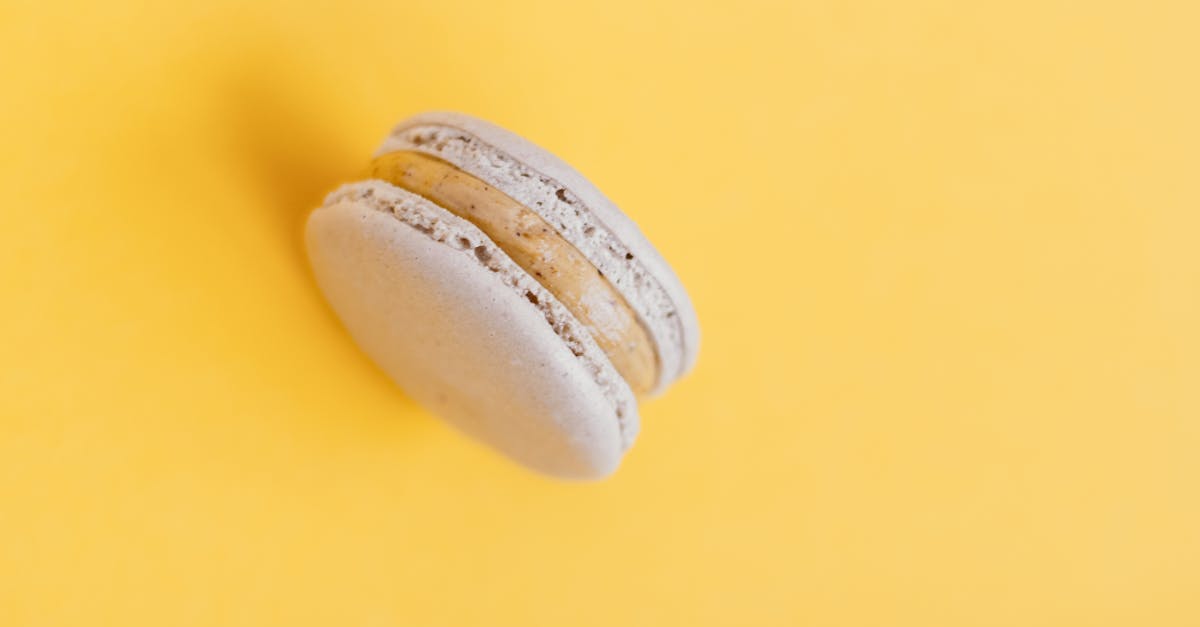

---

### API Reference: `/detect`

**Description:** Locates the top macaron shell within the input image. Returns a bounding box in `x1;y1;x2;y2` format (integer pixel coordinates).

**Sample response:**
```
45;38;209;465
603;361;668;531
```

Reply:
307;181;635;479
377;112;700;396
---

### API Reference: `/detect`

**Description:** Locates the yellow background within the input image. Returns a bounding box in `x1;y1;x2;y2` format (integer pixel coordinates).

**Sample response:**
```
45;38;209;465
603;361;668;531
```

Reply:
2;0;1198;624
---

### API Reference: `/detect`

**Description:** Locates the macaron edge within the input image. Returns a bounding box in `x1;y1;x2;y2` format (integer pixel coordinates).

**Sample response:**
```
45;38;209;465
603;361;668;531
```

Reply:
377;112;700;395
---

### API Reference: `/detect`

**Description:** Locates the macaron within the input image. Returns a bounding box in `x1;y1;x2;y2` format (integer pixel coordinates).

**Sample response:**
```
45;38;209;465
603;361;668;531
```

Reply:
305;112;699;479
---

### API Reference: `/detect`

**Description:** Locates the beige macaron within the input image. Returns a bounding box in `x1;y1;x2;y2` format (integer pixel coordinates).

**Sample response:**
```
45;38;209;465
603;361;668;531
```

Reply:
306;112;699;479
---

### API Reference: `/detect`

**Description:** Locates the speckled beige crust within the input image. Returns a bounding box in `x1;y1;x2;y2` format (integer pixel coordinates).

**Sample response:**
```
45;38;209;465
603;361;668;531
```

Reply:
367;150;658;395
377;112;700;396
306;181;636;479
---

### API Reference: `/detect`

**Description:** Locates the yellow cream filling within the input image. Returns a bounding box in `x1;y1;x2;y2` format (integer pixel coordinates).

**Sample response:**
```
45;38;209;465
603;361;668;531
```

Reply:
368;150;658;396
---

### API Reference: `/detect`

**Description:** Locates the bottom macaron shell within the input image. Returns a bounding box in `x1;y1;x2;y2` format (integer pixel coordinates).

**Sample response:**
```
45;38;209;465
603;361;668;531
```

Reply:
306;199;625;479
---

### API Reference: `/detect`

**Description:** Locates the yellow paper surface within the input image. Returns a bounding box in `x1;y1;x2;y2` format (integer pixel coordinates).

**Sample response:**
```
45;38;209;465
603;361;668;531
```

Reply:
2;1;1197;625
